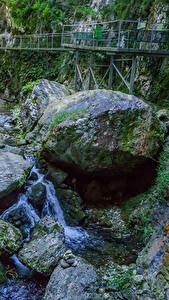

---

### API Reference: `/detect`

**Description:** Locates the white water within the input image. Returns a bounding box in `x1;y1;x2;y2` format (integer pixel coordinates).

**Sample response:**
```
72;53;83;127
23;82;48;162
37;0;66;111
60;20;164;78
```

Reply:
1;163;89;246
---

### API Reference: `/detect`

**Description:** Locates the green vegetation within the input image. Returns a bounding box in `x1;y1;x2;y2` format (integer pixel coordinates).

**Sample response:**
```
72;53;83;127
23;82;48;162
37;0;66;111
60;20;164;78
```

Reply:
122;139;169;242
22;80;40;97
0;0;168;108
50;109;89;129
108;268;133;291
5;0;96;33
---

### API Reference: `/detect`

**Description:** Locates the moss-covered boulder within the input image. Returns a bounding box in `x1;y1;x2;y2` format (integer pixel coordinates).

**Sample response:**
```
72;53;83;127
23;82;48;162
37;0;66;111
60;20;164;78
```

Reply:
41;90;162;173
18;216;65;275
0;151;33;201
39;90;162;204
21;79;70;132
0;218;23;257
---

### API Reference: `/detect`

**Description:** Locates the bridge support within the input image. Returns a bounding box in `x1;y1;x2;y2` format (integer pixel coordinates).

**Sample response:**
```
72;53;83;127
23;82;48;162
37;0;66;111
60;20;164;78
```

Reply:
74;50;79;91
89;52;94;90
108;56;114;89
129;56;136;94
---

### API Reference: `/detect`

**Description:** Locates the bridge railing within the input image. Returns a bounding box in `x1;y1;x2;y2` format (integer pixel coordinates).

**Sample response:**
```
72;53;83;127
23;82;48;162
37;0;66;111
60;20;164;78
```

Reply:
61;20;169;52
0;33;62;50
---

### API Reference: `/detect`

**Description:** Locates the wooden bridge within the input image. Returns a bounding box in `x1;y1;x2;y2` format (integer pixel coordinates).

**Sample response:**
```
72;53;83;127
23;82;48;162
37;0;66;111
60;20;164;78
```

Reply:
0;20;169;93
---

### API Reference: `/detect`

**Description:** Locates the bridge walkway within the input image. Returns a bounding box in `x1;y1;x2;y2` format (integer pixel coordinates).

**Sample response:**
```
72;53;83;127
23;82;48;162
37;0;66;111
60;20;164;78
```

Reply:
0;19;168;93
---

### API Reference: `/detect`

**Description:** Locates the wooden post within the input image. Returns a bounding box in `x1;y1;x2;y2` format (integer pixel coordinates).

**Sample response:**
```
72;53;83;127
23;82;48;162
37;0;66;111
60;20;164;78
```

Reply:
108;55;114;89
74;50;79;91
130;56;136;94
89;52;94;90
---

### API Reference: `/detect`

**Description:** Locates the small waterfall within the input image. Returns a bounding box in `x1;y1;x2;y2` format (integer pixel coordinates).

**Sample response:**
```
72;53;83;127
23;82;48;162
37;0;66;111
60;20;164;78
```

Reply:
1;193;40;242
42;180;66;227
1;163;89;247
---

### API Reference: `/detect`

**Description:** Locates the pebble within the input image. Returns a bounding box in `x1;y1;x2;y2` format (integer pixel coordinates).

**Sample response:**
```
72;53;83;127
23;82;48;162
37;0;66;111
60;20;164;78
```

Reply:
133;275;144;284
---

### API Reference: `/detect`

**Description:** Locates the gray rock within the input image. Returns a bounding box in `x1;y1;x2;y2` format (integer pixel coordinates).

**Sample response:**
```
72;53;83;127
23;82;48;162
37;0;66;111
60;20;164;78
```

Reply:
18;216;65;274
21;79;70;131
41;90;162;175
0;218;23;257
28;182;46;209
0;151;33;200
45;256;98;300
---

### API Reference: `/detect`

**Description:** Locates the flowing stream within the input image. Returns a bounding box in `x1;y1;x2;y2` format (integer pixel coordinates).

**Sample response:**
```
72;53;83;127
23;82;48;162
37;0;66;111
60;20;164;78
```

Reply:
0;161;142;299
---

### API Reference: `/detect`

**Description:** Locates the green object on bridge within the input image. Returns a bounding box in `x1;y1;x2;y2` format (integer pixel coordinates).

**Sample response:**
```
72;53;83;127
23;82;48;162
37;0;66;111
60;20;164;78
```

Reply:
94;24;103;39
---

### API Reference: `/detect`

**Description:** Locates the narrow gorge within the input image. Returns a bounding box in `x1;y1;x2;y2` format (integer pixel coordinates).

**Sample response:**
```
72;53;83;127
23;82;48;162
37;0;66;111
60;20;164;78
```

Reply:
0;1;169;299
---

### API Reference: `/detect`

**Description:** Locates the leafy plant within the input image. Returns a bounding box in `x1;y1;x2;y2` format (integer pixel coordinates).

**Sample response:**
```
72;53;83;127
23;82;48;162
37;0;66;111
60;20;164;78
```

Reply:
108;269;133;291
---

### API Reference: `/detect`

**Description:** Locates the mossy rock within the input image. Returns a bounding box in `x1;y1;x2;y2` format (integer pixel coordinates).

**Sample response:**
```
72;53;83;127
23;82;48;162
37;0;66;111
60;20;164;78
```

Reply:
0;218;23;257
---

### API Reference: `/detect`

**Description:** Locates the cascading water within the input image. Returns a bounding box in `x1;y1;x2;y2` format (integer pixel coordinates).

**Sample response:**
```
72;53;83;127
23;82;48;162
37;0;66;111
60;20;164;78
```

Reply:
1;163;89;250
0;160;142;299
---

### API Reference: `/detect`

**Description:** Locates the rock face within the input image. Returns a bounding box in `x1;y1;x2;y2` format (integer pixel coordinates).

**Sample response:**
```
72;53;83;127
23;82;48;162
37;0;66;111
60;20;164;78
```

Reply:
0;151;33;200
18;216;65;274
0;218;23;257
45;256;98;300
21;79;70;131
0;113;16;146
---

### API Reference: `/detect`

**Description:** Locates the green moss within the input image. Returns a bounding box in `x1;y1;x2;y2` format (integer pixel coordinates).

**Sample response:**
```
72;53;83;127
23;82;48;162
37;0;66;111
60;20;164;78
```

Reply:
22;80;40;98
50;108;89;130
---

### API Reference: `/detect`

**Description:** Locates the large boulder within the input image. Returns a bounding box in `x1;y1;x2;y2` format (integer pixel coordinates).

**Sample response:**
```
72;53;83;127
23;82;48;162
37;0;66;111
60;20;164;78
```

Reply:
41;90;162;173
45;256;98;300
0;218;23;257
18;216;65;274
21;79;70;131
0;151;33;200
40;90;162;204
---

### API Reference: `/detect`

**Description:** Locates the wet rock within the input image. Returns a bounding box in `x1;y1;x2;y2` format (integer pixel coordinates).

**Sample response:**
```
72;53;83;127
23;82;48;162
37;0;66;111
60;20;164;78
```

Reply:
85;206;128;234
45;256;98;300
21;79;70;131
28;182;46;210
6;206;32;237
18;216;65;275
0;152;33;201
29;171;38;181
56;188;85;226
47;166;68;187
0;218;23;257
